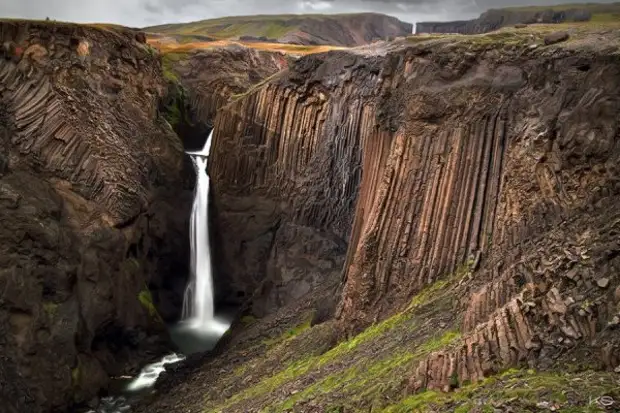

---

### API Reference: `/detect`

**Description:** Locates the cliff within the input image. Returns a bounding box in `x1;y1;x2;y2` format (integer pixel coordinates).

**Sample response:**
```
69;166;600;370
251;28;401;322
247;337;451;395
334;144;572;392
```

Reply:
137;23;620;413
0;20;190;412
161;46;288;151
415;3;620;34
145;13;413;47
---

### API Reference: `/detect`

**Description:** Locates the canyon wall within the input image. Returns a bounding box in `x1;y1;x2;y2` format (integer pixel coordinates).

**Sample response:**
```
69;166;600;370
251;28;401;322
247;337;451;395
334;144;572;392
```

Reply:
416;7;592;34
208;52;387;315
0;21;189;412
163;46;287;150
208;29;620;371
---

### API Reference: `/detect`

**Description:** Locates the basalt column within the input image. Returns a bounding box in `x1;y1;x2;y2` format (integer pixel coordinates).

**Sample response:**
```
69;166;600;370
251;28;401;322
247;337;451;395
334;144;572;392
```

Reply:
209;68;388;316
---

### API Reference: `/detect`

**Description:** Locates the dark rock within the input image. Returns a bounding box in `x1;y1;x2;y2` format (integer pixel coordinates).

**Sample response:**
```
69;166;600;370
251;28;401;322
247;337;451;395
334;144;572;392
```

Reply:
135;31;147;44
544;31;570;45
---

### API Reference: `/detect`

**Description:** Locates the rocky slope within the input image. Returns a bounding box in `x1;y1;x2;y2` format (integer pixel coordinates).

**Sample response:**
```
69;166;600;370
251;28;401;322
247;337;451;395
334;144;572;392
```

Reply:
416;3;620;34
0;20;191;412
145;13;413;47
137;23;620;413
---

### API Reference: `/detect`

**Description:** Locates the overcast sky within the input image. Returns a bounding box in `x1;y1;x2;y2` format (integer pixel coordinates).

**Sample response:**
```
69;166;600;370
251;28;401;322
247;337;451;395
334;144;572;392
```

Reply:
1;0;616;27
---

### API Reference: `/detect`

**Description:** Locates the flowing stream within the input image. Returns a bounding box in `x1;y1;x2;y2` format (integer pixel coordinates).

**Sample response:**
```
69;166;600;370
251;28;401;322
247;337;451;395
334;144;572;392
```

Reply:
86;130;230;413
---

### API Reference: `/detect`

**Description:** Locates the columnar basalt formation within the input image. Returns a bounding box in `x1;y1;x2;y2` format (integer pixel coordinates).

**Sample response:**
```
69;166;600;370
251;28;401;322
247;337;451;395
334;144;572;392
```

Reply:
163;46;288;150
0;21;188;412
209;53;387;314
203;28;620;401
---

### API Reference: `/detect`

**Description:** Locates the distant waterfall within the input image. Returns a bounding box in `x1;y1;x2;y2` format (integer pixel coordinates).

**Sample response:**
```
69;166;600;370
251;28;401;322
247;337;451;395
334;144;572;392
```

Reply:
182;130;215;329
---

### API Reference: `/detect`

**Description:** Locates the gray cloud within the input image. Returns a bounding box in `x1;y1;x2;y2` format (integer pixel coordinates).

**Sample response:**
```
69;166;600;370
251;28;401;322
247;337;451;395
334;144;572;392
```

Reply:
2;0;618;28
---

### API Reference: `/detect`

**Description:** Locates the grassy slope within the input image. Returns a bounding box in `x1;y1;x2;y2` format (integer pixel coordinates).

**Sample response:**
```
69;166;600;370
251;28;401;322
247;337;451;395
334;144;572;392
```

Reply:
143;13;384;40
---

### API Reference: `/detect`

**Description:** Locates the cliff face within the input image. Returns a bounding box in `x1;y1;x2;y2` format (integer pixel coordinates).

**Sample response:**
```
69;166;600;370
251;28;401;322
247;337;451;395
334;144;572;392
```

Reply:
133;26;620;412
208;52;380;314
416;7;592;34
146;13;413;47
163;46;288;150
0;21;188;412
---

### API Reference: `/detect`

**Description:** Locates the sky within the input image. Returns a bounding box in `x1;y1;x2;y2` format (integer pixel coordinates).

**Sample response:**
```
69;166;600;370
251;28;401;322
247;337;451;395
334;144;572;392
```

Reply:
1;0;617;28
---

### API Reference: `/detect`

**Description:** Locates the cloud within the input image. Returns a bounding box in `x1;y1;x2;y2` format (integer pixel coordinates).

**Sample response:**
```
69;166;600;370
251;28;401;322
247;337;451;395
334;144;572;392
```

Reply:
2;0;618;27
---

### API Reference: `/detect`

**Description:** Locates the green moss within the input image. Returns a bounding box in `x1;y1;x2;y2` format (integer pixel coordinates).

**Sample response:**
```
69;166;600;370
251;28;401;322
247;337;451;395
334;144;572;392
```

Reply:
263;318;312;346
138;289;163;323
277;330;462;411
241;315;257;325
43;302;58;318
205;275;464;412
382;369;620;413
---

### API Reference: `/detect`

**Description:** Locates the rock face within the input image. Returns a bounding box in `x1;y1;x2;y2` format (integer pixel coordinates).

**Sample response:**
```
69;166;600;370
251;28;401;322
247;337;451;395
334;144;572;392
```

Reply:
146;13;413;47
164;46;288;151
0;20;189;412
209;21;620;371
416;7;592;34
209;56;366;314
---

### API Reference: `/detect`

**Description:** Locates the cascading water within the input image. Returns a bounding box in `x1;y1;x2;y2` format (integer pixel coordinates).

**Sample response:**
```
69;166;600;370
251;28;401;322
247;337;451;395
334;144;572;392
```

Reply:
88;131;232;412
182;130;215;328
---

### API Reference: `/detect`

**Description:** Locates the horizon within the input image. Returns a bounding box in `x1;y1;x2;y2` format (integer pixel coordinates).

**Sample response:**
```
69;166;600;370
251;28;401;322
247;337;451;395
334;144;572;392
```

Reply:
4;0;619;28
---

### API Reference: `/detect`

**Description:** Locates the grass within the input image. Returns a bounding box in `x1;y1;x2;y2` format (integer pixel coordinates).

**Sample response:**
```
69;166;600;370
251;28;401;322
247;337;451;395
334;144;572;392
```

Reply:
150;38;343;56
262;318;313;347
382;368;620;412
144;13;380;40
272;330;462;412
204;271;466;412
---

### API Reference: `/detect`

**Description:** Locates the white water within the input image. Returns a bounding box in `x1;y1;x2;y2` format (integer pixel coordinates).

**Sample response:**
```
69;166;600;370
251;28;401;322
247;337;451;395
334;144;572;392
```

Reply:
180;130;230;335
182;130;215;329
88;131;231;413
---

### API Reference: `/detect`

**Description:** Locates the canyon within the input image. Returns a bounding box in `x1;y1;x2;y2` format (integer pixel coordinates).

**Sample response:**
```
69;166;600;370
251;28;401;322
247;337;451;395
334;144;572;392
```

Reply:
1;9;620;413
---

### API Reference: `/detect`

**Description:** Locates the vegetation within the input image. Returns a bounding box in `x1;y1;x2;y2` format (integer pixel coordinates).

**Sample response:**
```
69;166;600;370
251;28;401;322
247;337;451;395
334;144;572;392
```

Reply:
144;13;372;40
138;289;162;322
204;267;469;412
382;368;620;412
150;38;343;56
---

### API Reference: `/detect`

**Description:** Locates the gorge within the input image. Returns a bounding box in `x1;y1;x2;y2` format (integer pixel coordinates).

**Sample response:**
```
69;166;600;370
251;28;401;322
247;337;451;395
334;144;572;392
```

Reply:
1;7;620;413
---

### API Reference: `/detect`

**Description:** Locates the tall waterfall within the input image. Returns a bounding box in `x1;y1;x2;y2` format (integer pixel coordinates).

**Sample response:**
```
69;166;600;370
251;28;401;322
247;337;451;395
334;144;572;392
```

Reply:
182;130;215;329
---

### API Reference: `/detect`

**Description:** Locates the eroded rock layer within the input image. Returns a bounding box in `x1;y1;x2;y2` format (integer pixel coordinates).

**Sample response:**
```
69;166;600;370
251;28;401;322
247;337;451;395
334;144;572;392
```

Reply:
0;20;188;412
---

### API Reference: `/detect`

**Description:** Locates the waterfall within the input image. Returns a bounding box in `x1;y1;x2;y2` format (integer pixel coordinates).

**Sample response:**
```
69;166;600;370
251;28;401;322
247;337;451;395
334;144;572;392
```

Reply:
182;130;215;329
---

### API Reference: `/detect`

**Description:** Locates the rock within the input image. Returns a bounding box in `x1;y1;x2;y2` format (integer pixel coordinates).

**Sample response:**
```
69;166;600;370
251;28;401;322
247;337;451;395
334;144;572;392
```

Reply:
614;286;620;302
615;366;620;373
515;23;528;28
135;32;147;44
609;316;620;327
0;19;187;412
597;277;610;288
544;31;570;46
